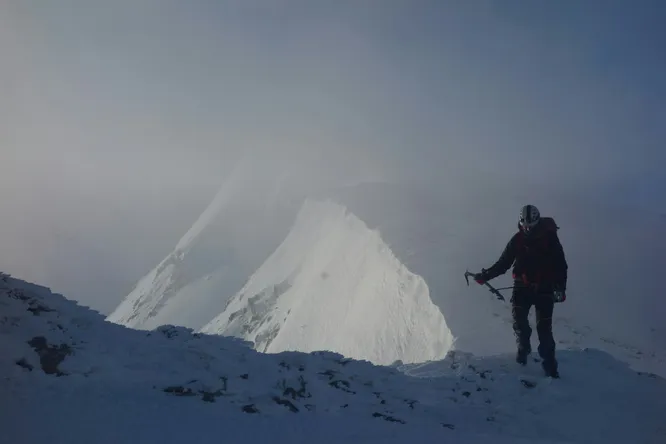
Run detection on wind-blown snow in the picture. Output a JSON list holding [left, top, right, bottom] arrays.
[[173, 159, 252, 253], [2, 272, 666, 444], [106, 160, 300, 331], [201, 199, 453, 366]]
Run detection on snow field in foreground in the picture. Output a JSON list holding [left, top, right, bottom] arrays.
[[2, 273, 666, 444]]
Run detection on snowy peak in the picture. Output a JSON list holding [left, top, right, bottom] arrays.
[[200, 199, 454, 365], [105, 251, 183, 328], [106, 161, 301, 331]]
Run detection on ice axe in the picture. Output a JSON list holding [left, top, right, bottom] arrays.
[[464, 270, 506, 301]]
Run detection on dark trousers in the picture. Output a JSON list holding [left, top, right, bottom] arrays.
[[511, 285, 556, 363]]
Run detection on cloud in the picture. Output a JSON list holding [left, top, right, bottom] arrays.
[[0, 0, 663, 310]]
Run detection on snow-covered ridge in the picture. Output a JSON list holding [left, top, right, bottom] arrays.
[[3, 272, 666, 444], [201, 199, 453, 366], [106, 162, 248, 329], [106, 162, 300, 331], [103, 246, 190, 330]]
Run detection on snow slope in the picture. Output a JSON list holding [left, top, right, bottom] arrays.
[[2, 272, 666, 444], [106, 161, 300, 330], [201, 199, 452, 365]]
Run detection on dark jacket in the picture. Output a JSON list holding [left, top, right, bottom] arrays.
[[483, 217, 568, 292]]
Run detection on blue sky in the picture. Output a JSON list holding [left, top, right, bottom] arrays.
[[1, 0, 665, 309]]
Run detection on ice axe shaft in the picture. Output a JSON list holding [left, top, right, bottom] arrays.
[[465, 270, 506, 301]]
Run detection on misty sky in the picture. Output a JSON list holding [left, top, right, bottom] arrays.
[[2, 0, 665, 311]]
